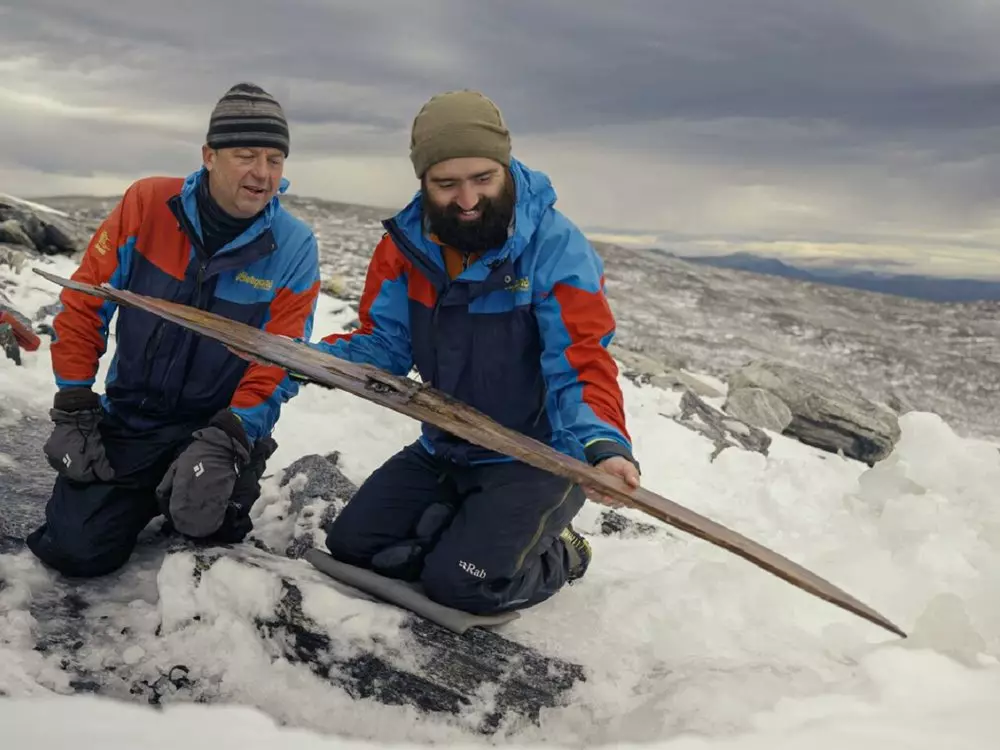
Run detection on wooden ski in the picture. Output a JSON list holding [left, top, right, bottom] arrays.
[[33, 267, 906, 639]]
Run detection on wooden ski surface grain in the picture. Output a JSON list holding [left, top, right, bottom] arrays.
[[33, 268, 906, 639]]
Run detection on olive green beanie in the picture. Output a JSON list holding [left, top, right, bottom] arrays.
[[409, 90, 511, 177]]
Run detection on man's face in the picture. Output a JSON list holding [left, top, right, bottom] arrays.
[[202, 145, 284, 219], [422, 157, 515, 253]]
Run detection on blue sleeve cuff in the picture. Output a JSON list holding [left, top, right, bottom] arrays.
[[584, 439, 641, 473]]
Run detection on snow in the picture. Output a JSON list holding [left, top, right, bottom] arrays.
[[2, 251, 1000, 748], [0, 191, 72, 217]]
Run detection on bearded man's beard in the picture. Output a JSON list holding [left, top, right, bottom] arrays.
[[423, 175, 515, 254]]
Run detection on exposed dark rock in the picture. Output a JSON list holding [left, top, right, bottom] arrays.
[[669, 391, 772, 460], [0, 196, 82, 256], [0, 220, 35, 250], [597, 509, 667, 539], [723, 387, 793, 433], [0, 416, 585, 736], [728, 360, 900, 464]]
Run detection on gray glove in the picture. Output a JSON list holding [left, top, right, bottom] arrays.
[[43, 387, 116, 483], [156, 409, 251, 538]]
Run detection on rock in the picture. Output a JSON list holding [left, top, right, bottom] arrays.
[[31, 302, 62, 341], [611, 344, 723, 398], [0, 245, 26, 272], [654, 370, 724, 398], [886, 390, 917, 416], [277, 452, 358, 559], [596, 509, 672, 539], [724, 387, 793, 433], [0, 220, 35, 249], [43, 222, 77, 255], [611, 342, 689, 372], [279, 451, 358, 511], [728, 360, 900, 464], [669, 390, 771, 459], [0, 196, 82, 256]]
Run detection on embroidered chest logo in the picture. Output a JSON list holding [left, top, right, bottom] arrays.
[[505, 276, 530, 292], [235, 270, 274, 291]]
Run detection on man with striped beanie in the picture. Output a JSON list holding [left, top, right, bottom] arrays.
[[201, 82, 291, 238], [28, 81, 321, 578]]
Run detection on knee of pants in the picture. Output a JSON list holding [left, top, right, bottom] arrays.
[[26, 523, 133, 578], [419, 554, 498, 614], [324, 511, 378, 565]]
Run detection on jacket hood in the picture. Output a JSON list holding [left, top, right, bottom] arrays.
[[178, 167, 290, 254]]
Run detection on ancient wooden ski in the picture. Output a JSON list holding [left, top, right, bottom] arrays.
[[33, 267, 906, 639]]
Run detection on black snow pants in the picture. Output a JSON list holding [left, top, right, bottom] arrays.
[[26, 410, 272, 578], [324, 441, 587, 614]]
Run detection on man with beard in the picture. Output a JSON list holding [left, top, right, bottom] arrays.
[[311, 90, 639, 615], [26, 83, 321, 578]]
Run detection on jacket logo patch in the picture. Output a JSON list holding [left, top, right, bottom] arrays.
[[94, 230, 112, 256], [505, 277, 530, 292], [235, 271, 274, 291]]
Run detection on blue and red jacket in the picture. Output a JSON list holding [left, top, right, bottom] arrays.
[[50, 168, 321, 444], [314, 158, 634, 467]]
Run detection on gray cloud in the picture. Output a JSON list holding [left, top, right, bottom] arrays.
[[2, 0, 1000, 275]]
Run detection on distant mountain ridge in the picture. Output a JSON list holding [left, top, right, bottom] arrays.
[[674, 251, 1000, 302]]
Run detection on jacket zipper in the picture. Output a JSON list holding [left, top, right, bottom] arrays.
[[383, 219, 450, 388], [158, 202, 216, 411]]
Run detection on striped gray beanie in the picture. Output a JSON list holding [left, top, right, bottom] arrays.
[[206, 82, 290, 156]]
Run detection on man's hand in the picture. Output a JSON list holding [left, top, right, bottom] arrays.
[[588, 455, 641, 507]]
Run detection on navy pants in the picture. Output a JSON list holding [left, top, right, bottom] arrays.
[[325, 442, 587, 614], [26, 411, 269, 578]]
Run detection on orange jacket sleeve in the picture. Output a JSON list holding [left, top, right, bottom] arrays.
[[51, 182, 144, 389]]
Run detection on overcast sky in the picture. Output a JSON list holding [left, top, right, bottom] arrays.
[[2, 0, 1000, 277]]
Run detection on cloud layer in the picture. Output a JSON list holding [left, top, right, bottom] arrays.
[[2, 0, 1000, 275]]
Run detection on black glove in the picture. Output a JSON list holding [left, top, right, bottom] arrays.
[[208, 434, 278, 544], [156, 409, 250, 538], [43, 387, 115, 483]]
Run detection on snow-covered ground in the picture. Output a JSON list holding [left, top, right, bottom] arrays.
[[1, 251, 999, 748]]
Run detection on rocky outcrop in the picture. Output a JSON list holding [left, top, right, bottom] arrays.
[[0, 196, 90, 365], [670, 390, 772, 459], [276, 451, 357, 559], [0, 195, 82, 257], [0, 433, 587, 735], [727, 360, 900, 464], [611, 343, 723, 398], [723, 387, 793, 433]]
